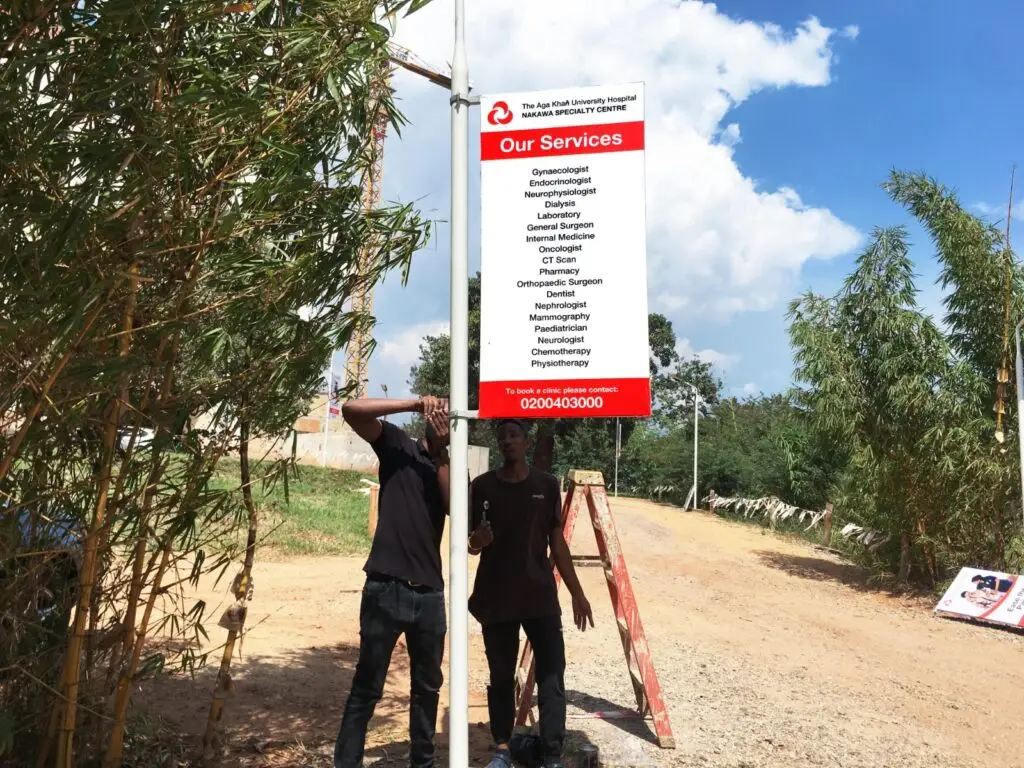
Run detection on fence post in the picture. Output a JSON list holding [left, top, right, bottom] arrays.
[[821, 502, 833, 548], [368, 485, 379, 538]]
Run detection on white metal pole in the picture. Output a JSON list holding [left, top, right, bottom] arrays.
[[448, 0, 470, 763], [692, 385, 699, 510], [1016, 321, 1024, 528], [614, 417, 620, 497], [322, 357, 333, 467]]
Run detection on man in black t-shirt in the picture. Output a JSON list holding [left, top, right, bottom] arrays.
[[972, 573, 1015, 593], [468, 419, 593, 768], [333, 396, 450, 768]]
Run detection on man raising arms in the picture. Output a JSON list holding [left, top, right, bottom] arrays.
[[333, 396, 450, 768], [468, 418, 594, 768]]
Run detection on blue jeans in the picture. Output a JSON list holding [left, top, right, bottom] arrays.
[[334, 576, 447, 768]]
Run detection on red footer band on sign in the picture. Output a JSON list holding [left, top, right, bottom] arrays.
[[480, 121, 644, 161], [478, 378, 651, 418]]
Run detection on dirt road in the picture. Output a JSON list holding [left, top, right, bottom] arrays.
[[142, 496, 1024, 767]]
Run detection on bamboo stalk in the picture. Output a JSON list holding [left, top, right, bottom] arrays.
[[111, 436, 233, 765], [102, 337, 171, 697], [201, 411, 260, 764], [102, 544, 172, 768], [103, 341, 182, 758], [897, 532, 912, 584], [101, 450, 165, 757], [54, 268, 138, 768], [101, 208, 205, 710], [83, 558, 105, 750], [35, 648, 68, 768], [916, 518, 937, 586], [103, 479, 156, 689], [101, 230, 201, 715]]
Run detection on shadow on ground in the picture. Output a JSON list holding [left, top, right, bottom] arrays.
[[133, 640, 451, 766], [135, 642, 631, 766], [755, 549, 877, 592], [566, 689, 658, 745]]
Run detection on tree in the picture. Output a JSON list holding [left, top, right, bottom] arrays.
[[407, 278, 722, 472], [651, 356, 721, 429], [788, 171, 1024, 582], [615, 391, 843, 509], [790, 226, 955, 580], [0, 1, 432, 763]]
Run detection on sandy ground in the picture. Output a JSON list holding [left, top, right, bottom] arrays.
[[140, 496, 1024, 768]]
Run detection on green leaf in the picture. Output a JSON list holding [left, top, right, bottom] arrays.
[[326, 72, 342, 107]]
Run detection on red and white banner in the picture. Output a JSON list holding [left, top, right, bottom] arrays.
[[934, 567, 1024, 628], [478, 83, 651, 419]]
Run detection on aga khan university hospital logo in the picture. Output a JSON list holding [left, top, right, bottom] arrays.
[[487, 100, 513, 126]]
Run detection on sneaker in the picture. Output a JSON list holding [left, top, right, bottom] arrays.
[[485, 748, 512, 768], [509, 734, 541, 767]]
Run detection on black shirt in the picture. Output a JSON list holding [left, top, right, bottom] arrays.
[[468, 468, 562, 626], [362, 421, 447, 590], [976, 575, 1014, 593]]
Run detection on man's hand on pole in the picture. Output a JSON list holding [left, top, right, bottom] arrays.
[[423, 399, 450, 458], [419, 395, 449, 418]]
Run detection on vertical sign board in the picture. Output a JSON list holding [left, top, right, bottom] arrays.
[[479, 83, 651, 419]]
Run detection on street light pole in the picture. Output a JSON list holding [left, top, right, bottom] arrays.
[[679, 381, 700, 510], [448, 0, 470, 764], [691, 384, 699, 510], [1016, 319, 1024, 528]]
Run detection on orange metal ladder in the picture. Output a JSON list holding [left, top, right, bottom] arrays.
[[513, 470, 675, 749]]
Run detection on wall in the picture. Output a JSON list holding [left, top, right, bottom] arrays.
[[194, 406, 490, 478], [249, 428, 490, 479]]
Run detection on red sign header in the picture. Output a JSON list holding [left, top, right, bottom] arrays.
[[481, 121, 645, 162], [478, 378, 651, 418]]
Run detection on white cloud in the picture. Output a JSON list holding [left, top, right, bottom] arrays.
[[973, 200, 1024, 219], [378, 320, 449, 369], [392, 0, 861, 318], [841, 24, 860, 40], [718, 122, 742, 147], [655, 292, 689, 311], [676, 338, 739, 370], [742, 381, 760, 396]]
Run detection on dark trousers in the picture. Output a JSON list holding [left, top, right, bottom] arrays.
[[482, 614, 566, 761], [334, 577, 446, 768]]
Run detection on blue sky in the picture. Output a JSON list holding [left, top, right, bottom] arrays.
[[338, 0, 1024, 402]]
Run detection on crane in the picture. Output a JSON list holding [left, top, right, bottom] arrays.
[[344, 42, 460, 398], [214, 11, 457, 403]]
